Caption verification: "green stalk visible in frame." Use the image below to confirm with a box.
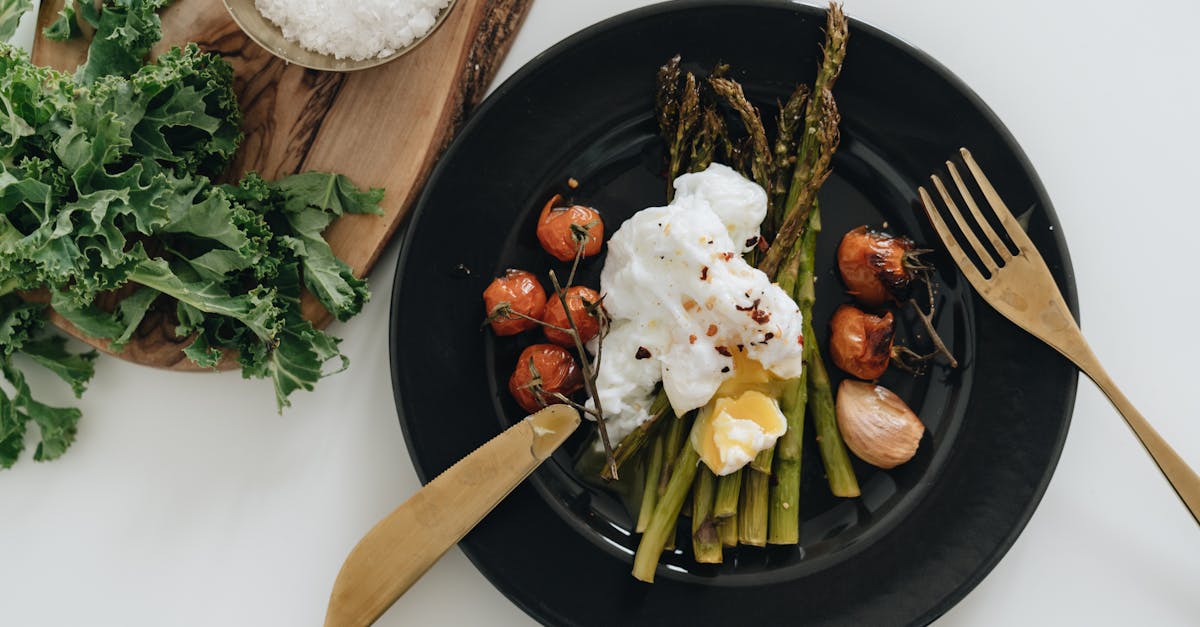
[768,84,811,232]
[807,318,860,497]
[602,390,671,481]
[658,411,688,497]
[709,77,772,197]
[768,373,807,544]
[768,208,820,544]
[663,516,678,552]
[713,469,742,520]
[658,411,690,553]
[717,511,738,547]
[655,55,701,202]
[749,446,774,474]
[758,4,847,277]
[738,468,769,547]
[691,467,722,563]
[689,108,725,173]
[632,420,702,582]
[636,434,665,533]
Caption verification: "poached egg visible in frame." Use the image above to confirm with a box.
[589,163,804,475]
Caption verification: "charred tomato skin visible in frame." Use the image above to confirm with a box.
[829,303,895,380]
[536,193,604,262]
[543,286,602,346]
[508,344,585,413]
[837,225,916,306]
[483,269,548,336]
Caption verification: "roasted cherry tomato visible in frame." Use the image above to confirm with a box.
[483,269,547,336]
[836,225,918,307]
[508,344,584,413]
[543,286,602,346]
[829,304,895,380]
[536,193,604,262]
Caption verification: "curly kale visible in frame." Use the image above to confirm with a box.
[0,1,383,467]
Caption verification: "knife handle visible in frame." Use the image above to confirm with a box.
[324,405,579,627]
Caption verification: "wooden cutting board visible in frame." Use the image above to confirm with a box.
[30,0,530,370]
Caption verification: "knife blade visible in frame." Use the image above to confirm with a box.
[324,404,581,627]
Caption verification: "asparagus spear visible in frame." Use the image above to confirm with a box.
[709,77,772,197]
[691,467,722,563]
[759,3,847,278]
[602,390,671,481]
[656,410,692,553]
[768,210,820,544]
[655,56,702,202]
[768,85,811,232]
[807,314,860,497]
[655,54,681,151]
[689,108,725,173]
[738,467,770,547]
[713,469,742,520]
[717,512,738,548]
[636,435,665,533]
[749,446,775,474]
[658,410,689,497]
[633,418,702,582]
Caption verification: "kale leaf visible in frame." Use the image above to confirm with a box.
[0,294,97,468]
[0,0,383,467]
[0,0,31,42]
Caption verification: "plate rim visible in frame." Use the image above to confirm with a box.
[390,1,1079,624]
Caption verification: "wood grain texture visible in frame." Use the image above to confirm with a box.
[30,0,531,370]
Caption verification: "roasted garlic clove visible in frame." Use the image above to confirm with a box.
[835,380,924,469]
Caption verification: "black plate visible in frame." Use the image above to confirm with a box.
[390,2,1078,625]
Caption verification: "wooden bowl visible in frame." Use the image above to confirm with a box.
[222,0,459,71]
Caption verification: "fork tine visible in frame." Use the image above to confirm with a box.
[946,160,1012,264]
[959,148,1035,253]
[918,186,988,287]
[931,174,999,274]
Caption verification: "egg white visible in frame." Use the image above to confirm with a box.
[589,163,805,445]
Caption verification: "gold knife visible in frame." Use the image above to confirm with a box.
[324,405,581,627]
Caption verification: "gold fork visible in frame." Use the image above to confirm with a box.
[919,147,1200,525]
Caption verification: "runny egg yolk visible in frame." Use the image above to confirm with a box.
[692,350,789,476]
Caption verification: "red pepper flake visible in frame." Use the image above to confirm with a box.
[719,252,734,261]
[689,334,697,344]
[715,346,732,357]
[736,298,770,324]
[699,266,709,281]
[706,324,718,337]
[635,346,652,360]
[797,335,805,346]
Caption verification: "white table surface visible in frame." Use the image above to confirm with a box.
[4,1,1199,625]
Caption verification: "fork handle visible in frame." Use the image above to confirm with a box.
[1065,343,1200,526]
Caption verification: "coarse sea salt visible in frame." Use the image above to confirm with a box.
[256,0,452,61]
